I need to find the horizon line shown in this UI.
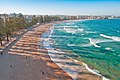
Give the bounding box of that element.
[0,12,120,16]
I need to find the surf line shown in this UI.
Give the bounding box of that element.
[82,63,110,80]
[43,27,79,80]
[89,38,101,48]
[42,24,109,80]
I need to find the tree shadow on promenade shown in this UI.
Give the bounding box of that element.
[7,24,101,80]
[7,26,72,80]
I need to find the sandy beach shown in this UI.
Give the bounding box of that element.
[0,22,102,80]
[41,22,102,80]
[0,22,72,80]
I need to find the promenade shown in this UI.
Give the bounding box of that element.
[0,23,72,80]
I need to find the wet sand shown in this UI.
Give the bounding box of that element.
[0,22,72,80]
[41,23,102,80]
[0,22,102,80]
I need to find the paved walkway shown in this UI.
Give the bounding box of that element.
[0,23,72,80]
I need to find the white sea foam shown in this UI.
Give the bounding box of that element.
[64,27,84,34]
[89,38,101,48]
[68,43,92,47]
[51,35,73,38]
[82,38,114,47]
[64,27,76,34]
[42,23,110,80]
[78,28,84,31]
[42,31,110,80]
[43,43,80,80]
[102,77,110,80]
[81,44,92,47]
[100,34,120,41]
[105,47,115,51]
[54,25,77,28]
[63,25,78,28]
[83,63,101,76]
[42,28,81,80]
[105,47,112,50]
[55,28,63,31]
[66,22,74,25]
[67,44,76,46]
[81,34,84,36]
[90,39,113,44]
[83,63,110,80]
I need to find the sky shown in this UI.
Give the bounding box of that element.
[0,0,120,15]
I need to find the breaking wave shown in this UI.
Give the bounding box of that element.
[89,38,101,48]
[78,28,84,31]
[83,63,110,80]
[64,27,77,34]
[100,34,120,41]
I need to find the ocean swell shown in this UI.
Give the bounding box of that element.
[82,63,110,80]
[100,34,120,42]
[41,26,110,80]
[42,28,80,80]
[89,38,101,48]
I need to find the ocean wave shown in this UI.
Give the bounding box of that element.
[100,34,120,41]
[77,38,114,47]
[81,44,92,47]
[63,25,78,28]
[51,35,74,38]
[89,38,101,48]
[43,37,80,80]
[83,63,101,76]
[55,28,63,31]
[54,25,78,28]
[78,28,84,31]
[67,44,77,47]
[68,43,94,47]
[105,47,112,50]
[83,63,110,80]
[64,27,85,34]
[42,28,110,80]
[85,31,96,34]
[42,28,81,79]
[81,34,84,36]
[66,22,75,25]
[64,27,77,34]
[105,47,115,51]
[90,39,113,44]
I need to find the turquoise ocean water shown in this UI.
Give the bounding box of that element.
[49,19,120,80]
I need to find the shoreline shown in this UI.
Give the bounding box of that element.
[41,20,103,80]
[41,20,113,80]
[0,20,110,80]
[0,22,72,80]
